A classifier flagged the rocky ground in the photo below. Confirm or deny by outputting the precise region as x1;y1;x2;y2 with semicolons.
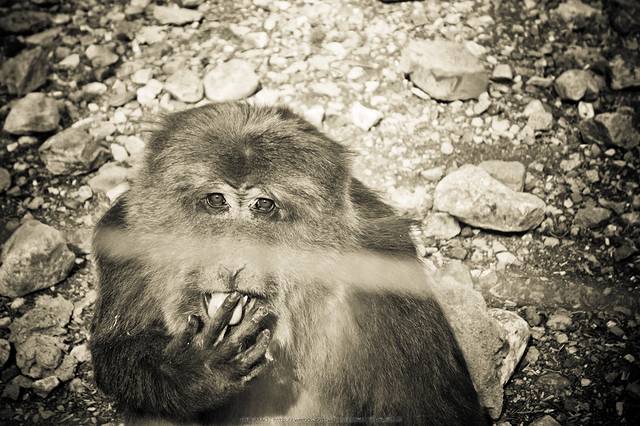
0;0;639;425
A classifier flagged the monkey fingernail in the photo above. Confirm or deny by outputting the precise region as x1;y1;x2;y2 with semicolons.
214;325;228;346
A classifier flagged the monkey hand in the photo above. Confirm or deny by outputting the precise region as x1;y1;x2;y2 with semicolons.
164;292;274;402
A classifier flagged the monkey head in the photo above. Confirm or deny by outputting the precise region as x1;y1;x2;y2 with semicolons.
122;103;361;335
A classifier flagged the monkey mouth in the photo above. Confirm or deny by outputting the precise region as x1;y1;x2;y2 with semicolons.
203;292;256;326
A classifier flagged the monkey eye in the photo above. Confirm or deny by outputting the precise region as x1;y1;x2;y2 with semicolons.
251;198;275;213
205;193;227;208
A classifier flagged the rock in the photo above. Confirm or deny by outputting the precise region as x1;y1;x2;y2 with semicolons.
421;166;444;182
126;0;151;15
58;53;80;70
537;372;571;392
351;102;382;131
153;5;203;25
609;55;640;90
119;135;146;157
431;262;525;418
387;185;432;218
246;31;269;49
39;128;108;175
3;93;60;135
85;44;119;68
547;310;573;330
478;160;526;192
0;11;51;34
54;354;77;382
434;165;545;232
554;69;603;101
530;415;562;426
523;100;546;117
136;79;164;105
579;110;640;150
88;162;130;195
491;64;513;82
32;376;60;397
136;25;167;44
0;338;10;367
164;70;203;103
70;344;91;363
310;82;341;97
110;144;129;162
0;46;49;95
9;295;73;378
524;346;540;365
574;206;611;228
0;167;10;192
553;0;599;22
423;212;461;239
302;105;325;128
578;101;595;119
131;68;153;85
204;59;260;102
0;221;75;298
489;309;530;386
527;111;553;131
400;40;489;101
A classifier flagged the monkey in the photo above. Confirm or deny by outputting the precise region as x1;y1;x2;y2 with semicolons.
90;102;489;425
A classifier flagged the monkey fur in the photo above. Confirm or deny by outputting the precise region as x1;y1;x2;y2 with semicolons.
90;102;489;425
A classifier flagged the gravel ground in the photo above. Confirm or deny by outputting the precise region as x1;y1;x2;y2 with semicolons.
0;0;638;425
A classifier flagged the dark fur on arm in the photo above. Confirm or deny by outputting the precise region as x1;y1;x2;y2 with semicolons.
90;199;234;421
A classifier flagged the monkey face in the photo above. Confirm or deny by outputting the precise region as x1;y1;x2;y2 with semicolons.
124;103;360;328
128;103;357;245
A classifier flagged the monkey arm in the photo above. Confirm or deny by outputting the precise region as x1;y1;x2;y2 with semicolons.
90;199;272;421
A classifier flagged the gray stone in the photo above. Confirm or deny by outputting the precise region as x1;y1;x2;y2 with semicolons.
537;372;571;392
85;44;119;68
554;69;604;101
489;309;530;386
0;338;10;367
0;46;49;95
527;111;554;131
547;311;573;330
9;295;73;344
54;354;78;382
153;5;203;25
610;55;640;90
434;165;545;232
529;415;562;426
579;110;640;150
478;160;526;192
351;102;382;131
431;262;528;418
423;212;461;240
574;206;611;228
0;11;51;34
0;221;75;298
491;64;513;82
88;162;130;195
400;40;489;101
70;344;91;363
553;0;599;22
164;70;203;103
32;376;60;397
39;127;108;175
0;167;10;192
204;59;260;102
3;93;60;135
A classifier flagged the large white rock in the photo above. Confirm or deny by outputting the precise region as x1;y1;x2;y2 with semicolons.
3;93;60;135
164;70;203;103
431;261;530;419
434;165;546;232
204;59;260;102
0;221;75;298
400;40;489;101
153;5;202;25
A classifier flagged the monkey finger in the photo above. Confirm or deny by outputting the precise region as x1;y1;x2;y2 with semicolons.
241;359;272;385
202;292;242;346
233;329;271;373
225;306;271;348
166;315;202;356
